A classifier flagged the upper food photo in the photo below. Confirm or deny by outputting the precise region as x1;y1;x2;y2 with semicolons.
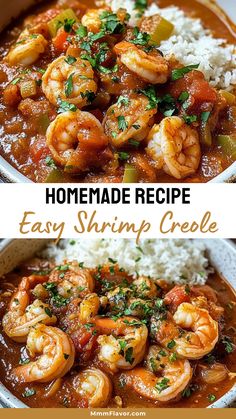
0;0;236;183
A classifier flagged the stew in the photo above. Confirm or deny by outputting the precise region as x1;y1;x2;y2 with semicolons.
0;256;235;408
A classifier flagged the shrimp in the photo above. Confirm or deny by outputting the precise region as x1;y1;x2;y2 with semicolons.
95;316;148;372
126;345;192;402
81;7;128;33
146;116;201;179
103;94;157;147
13;324;75;383
42;56;97;107
81;8;108;33
133;276;159;299
46;110;109;169
48;262;95;299
73;368;112;407
6;30;48;66
2;275;57;342
114;41;169;84
153;302;218;359
79;293;100;323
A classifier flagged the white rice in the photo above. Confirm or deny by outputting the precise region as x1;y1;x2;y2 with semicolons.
106;0;236;90
40;239;212;285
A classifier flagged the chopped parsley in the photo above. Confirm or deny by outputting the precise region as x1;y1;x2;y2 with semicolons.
178;91;189;103
19;357;30;365
119;340;127;355
63;353;69;360
130;27;150;46
108;257;117;264
45;156;56;168
221;336;234;354
84;323;95;330
76;24;88;39
99;11;127;35
57;98;77;113
81;90;96;103
22;388;36;398
117;96;130;108
208;394;216;402
134;0;147;15
65;73;74;97
129;138;140;147
183;114;197;124
139;86;158;110
44;307;53;317
63;18;76;33
155;377;170;393
65;55;77;65
169;352;177;362
117;116;128;131
167;340;176;349
44;282;69;307
118;151;129;161
125;347;134;364
171;64;199;81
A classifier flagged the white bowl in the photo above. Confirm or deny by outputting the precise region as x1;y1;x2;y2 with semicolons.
0;0;236;183
0;238;235;408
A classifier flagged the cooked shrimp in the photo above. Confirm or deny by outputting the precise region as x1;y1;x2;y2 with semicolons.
114;41;169;84
146;116;201;179
13;324;75;383
153;303;218;359
103;95;157;147
95;316;148;372
46;110;109;169
49;262;95;299
81;8;108;33
73;368;112;407
2;275;57;342
133;276;158;299
127;345;192;402
42;56;97;107
79;293;100;323
6;30;47;66
173;302;219;358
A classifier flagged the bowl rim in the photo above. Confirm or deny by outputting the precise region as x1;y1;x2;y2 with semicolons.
0;238;236;408
1;152;236;184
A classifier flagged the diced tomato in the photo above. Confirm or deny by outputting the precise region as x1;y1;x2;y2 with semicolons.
71;325;98;361
188;79;217;102
170;70;217;107
30;137;50;163
164;285;191;312
53;27;70;52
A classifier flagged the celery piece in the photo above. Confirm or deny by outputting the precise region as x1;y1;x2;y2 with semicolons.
140;14;174;46
47;9;78;38
220;90;236;106
122;164;138;183
44;168;65;183
217;134;236;160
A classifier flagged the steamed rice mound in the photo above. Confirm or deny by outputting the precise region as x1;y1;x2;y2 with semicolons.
42;239;212;285
106;0;236;91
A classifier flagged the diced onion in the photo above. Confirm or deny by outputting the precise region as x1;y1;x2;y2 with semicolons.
200;363;228;384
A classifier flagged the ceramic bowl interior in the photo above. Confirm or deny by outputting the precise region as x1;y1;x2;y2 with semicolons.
0;239;235;408
0;0;235;182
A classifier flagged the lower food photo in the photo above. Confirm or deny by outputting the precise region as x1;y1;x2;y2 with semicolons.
0;238;235;408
